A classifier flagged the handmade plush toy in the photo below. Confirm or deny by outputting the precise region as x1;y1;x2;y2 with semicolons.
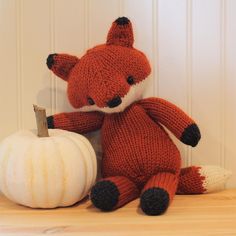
46;17;231;215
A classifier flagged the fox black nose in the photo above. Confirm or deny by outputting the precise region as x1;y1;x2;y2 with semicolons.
107;96;122;108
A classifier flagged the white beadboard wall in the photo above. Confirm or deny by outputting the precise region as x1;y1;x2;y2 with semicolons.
0;0;235;187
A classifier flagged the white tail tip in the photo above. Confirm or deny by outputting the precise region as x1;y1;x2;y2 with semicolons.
198;166;232;193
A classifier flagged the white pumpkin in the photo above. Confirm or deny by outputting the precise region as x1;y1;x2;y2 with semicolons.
0;129;97;208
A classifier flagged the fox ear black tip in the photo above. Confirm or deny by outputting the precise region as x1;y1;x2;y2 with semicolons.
46;53;57;69
115;17;130;25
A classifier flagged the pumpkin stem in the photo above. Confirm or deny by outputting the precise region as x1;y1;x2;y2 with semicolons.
33;105;49;137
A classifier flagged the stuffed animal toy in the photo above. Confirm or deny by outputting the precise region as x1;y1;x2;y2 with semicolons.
46;17;231;215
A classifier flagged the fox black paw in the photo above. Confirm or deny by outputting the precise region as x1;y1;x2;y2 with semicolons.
115;17;130;25
181;123;201;147
47;116;54;129
90;180;119;211
140;187;170;216
46;53;57;69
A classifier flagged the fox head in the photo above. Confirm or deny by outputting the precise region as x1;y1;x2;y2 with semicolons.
47;17;151;113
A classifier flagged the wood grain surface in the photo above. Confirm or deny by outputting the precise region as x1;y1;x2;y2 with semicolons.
0;189;235;236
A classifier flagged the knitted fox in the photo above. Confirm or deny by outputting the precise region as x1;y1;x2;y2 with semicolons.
46;17;231;215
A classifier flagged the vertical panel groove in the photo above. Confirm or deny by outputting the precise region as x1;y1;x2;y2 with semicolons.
50;0;56;114
220;0;226;168
119;0;124;16
152;0;158;97
16;0;22;129
84;0;89;49
186;0;192;166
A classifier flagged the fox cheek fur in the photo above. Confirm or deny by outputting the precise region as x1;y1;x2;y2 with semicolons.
46;19;151;112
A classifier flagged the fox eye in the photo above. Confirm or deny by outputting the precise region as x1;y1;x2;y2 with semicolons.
127;76;135;85
87;97;95;105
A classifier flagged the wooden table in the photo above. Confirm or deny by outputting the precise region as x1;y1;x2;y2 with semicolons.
0;189;236;236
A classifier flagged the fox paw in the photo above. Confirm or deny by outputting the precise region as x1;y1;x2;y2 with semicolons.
47;116;54;129
140;187;170;216
181;123;201;147
46;53;57;69
90;180;119;211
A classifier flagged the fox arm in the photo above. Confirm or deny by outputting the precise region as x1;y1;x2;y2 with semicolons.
47;111;104;134
138;97;201;147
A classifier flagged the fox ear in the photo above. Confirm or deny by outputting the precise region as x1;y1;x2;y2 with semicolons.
106;17;134;47
46;53;79;81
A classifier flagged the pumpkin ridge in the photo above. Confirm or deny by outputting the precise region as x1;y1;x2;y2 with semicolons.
50;136;67;206
52;134;87;205
68;133;97;190
71;136;90;198
25;140;37;207
30;139;45;207
60;134;88;199
1;145;15;202
69;133;97;189
16;137;38;207
43;137;67;208
42;139;49;207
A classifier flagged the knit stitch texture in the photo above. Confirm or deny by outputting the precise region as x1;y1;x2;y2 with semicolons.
46;17;231;215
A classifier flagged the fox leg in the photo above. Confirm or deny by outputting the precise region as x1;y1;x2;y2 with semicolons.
90;176;139;211
140;172;178;215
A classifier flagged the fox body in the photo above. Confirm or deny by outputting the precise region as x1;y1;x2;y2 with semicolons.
102;102;182;186
47;17;230;215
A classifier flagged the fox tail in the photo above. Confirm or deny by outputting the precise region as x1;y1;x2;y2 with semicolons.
177;165;232;194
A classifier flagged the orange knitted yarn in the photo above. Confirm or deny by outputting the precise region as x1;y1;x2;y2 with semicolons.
177;166;206;194
46;17;202;215
52;111;104;133
101;102;182;188
107;18;134;47
142;173;179;202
